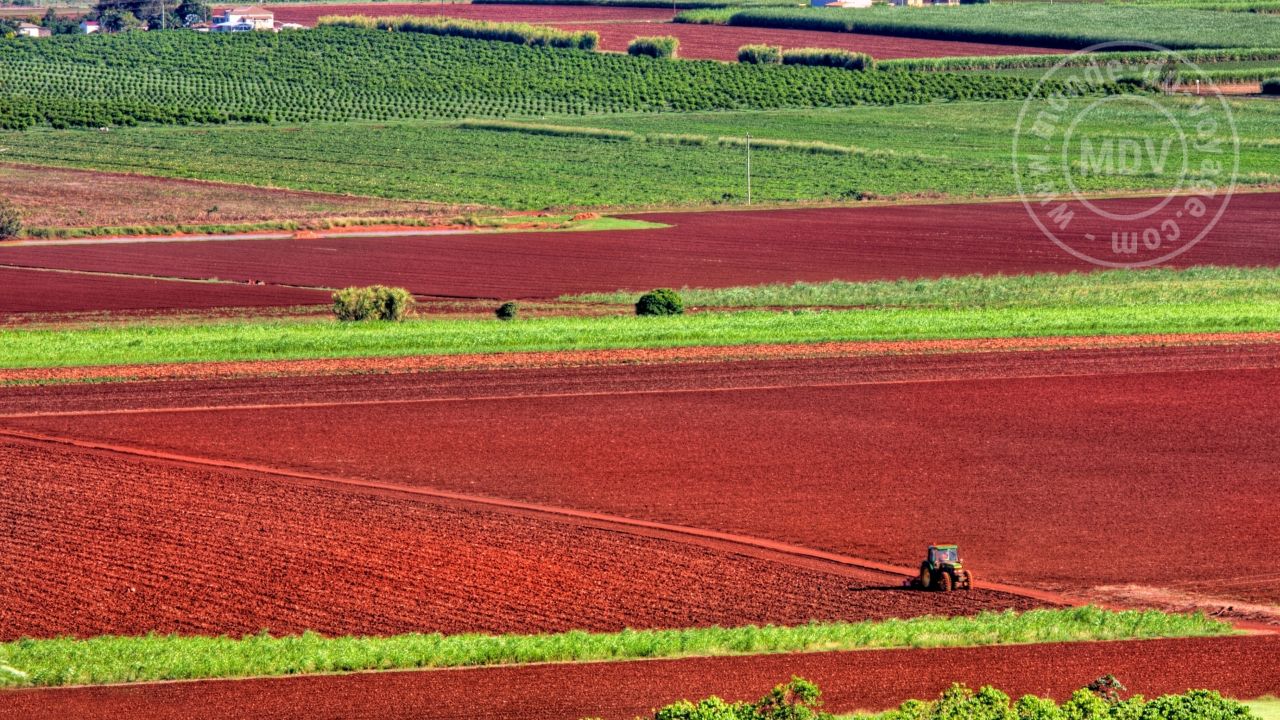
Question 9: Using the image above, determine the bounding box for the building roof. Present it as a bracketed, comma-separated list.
[227, 6, 273, 16]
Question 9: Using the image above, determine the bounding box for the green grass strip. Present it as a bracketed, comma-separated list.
[565, 267, 1280, 309]
[4, 300, 1279, 369]
[0, 608, 1233, 688]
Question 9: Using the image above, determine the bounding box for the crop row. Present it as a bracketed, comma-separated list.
[685, 5, 1280, 50]
[0, 607, 1230, 688]
[0, 28, 1080, 128]
[316, 13, 600, 49]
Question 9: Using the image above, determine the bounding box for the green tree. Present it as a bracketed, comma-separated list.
[98, 8, 142, 32]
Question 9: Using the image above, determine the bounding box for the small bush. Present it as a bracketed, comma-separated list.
[781, 48, 875, 71]
[495, 301, 519, 320]
[738, 44, 781, 64]
[1263, 78, 1280, 95]
[636, 288, 685, 316]
[0, 199, 22, 240]
[332, 285, 414, 321]
[628, 35, 680, 59]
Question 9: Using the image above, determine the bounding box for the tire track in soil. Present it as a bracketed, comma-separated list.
[0, 427, 1071, 607]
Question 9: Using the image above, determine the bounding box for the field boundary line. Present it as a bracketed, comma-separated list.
[0, 263, 337, 292]
[5, 362, 1278, 420]
[0, 426, 1075, 607]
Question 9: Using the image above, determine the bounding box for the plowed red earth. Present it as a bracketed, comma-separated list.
[5, 344, 1278, 606]
[2, 194, 1276, 304]
[0, 267, 329, 313]
[0, 436, 1040, 641]
[4, 636, 1278, 720]
[554, 22, 1058, 60]
[265, 2, 675, 25]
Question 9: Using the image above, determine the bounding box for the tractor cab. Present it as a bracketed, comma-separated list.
[928, 545, 959, 566]
[908, 544, 972, 592]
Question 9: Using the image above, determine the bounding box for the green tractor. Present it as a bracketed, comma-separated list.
[907, 544, 972, 592]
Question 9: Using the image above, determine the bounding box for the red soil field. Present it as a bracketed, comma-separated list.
[265, 2, 675, 25]
[5, 346, 1278, 607]
[554, 22, 1059, 60]
[2, 194, 1276, 303]
[0, 267, 329, 314]
[5, 636, 1279, 720]
[0, 436, 1038, 641]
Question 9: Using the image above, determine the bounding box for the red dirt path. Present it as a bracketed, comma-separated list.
[265, 2, 675, 25]
[0, 267, 329, 314]
[555, 22, 1059, 60]
[5, 344, 1278, 607]
[5, 636, 1279, 720]
[2, 194, 1276, 305]
[0, 436, 1038, 641]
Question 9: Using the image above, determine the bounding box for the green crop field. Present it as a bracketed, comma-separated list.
[0, 28, 1061, 130]
[698, 5, 1280, 49]
[4, 96, 1277, 209]
[0, 608, 1231, 688]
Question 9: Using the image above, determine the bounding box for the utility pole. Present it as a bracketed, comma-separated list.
[745, 133, 752, 206]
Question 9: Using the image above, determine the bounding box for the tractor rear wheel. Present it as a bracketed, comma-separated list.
[957, 570, 972, 590]
[919, 563, 932, 589]
[938, 571, 953, 593]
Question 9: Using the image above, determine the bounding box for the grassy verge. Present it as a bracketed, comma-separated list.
[3, 300, 1279, 369]
[0, 608, 1233, 689]
[565, 267, 1280, 308]
[1247, 699, 1280, 720]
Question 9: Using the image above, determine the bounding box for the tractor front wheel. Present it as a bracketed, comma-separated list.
[938, 571, 953, 593]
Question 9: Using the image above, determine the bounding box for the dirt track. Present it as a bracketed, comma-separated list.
[0, 267, 329, 313]
[2, 195, 1276, 309]
[266, 2, 676, 25]
[4, 343, 1278, 607]
[4, 636, 1278, 720]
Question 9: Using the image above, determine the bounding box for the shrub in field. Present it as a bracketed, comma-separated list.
[738, 44, 782, 64]
[628, 35, 680, 59]
[781, 48, 874, 71]
[495, 301, 519, 320]
[0, 199, 22, 240]
[636, 288, 684, 316]
[654, 677, 831, 720]
[1264, 78, 1280, 94]
[653, 681, 1261, 720]
[332, 285, 414, 321]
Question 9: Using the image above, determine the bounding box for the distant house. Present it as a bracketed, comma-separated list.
[891, 0, 957, 5]
[213, 6, 274, 30]
[17, 21, 51, 37]
[80, 19, 100, 33]
[812, 0, 874, 6]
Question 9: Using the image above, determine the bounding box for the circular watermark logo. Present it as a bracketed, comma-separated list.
[1012, 41, 1239, 267]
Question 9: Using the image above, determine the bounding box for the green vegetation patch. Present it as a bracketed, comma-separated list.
[6, 96, 1277, 210]
[4, 299, 1279, 369]
[0, 608, 1232, 688]
[700, 5, 1280, 50]
[566, 266, 1280, 308]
